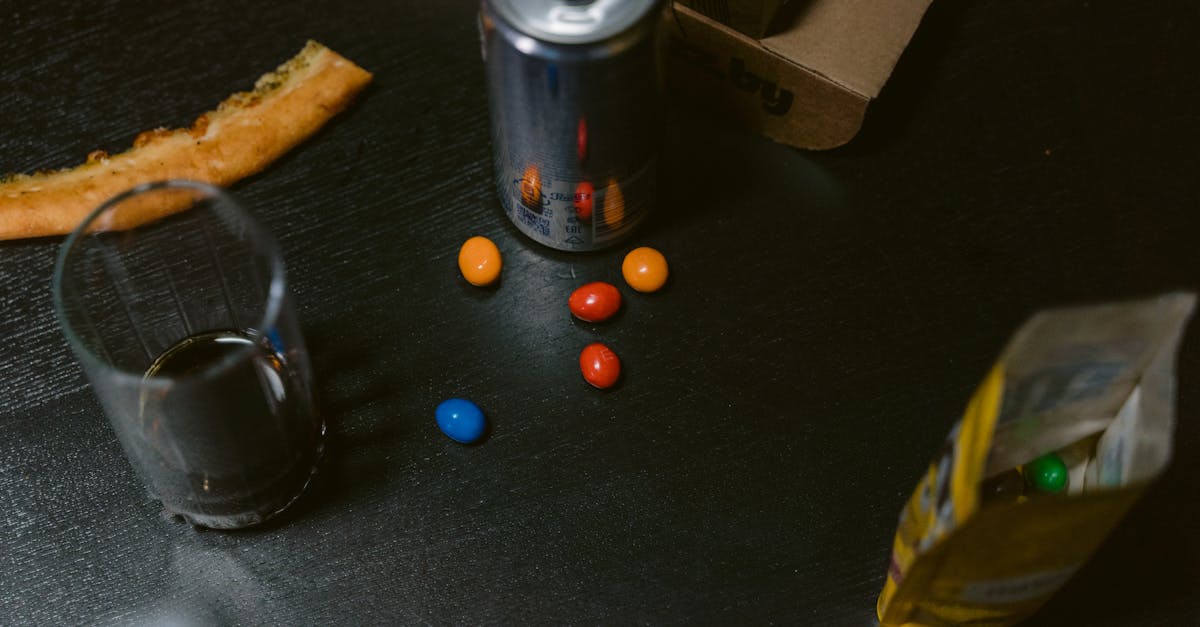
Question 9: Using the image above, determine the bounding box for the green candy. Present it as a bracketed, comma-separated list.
[1024, 452, 1069, 494]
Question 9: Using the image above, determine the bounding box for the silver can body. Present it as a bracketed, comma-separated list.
[481, 0, 663, 251]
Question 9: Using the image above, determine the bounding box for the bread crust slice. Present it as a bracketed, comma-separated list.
[0, 40, 372, 240]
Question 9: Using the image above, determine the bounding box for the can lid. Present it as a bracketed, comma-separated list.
[488, 0, 660, 45]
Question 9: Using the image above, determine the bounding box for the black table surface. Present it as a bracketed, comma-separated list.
[3, 1, 1199, 624]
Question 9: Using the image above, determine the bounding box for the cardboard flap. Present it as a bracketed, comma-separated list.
[762, 0, 932, 98]
[664, 4, 869, 150]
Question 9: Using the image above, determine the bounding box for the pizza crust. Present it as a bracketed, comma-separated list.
[0, 40, 372, 240]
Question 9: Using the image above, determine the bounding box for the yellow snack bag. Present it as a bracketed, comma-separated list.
[877, 292, 1196, 626]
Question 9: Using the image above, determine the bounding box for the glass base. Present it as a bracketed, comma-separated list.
[163, 422, 326, 530]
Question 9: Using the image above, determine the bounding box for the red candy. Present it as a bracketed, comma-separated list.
[577, 117, 588, 164]
[574, 181, 594, 221]
[579, 343, 621, 389]
[568, 281, 621, 322]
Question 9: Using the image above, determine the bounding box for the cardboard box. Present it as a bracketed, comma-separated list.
[677, 0, 793, 38]
[663, 0, 933, 150]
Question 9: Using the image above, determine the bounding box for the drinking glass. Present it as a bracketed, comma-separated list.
[52, 180, 324, 529]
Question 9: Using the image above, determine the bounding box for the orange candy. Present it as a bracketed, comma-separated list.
[602, 178, 624, 229]
[458, 236, 503, 286]
[520, 164, 541, 209]
[621, 246, 668, 293]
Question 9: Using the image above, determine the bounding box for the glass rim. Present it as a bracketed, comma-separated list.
[51, 179, 287, 385]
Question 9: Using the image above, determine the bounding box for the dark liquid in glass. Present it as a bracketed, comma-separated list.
[140, 329, 323, 529]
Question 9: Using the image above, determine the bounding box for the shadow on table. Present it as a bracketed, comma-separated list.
[831, 0, 972, 156]
[640, 104, 847, 246]
[216, 317, 403, 533]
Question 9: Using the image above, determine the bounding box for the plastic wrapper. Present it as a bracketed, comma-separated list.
[877, 292, 1196, 626]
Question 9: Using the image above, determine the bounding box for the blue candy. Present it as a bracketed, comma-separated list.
[435, 398, 487, 444]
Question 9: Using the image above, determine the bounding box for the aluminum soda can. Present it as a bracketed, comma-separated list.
[481, 0, 664, 251]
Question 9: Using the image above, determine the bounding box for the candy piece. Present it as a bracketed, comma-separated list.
[521, 164, 541, 210]
[981, 468, 1026, 503]
[621, 246, 668, 293]
[458, 236, 503, 287]
[579, 343, 621, 389]
[435, 398, 487, 444]
[577, 117, 588, 164]
[569, 281, 621, 322]
[1024, 452, 1068, 493]
[603, 178, 624, 229]
[574, 181, 594, 221]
